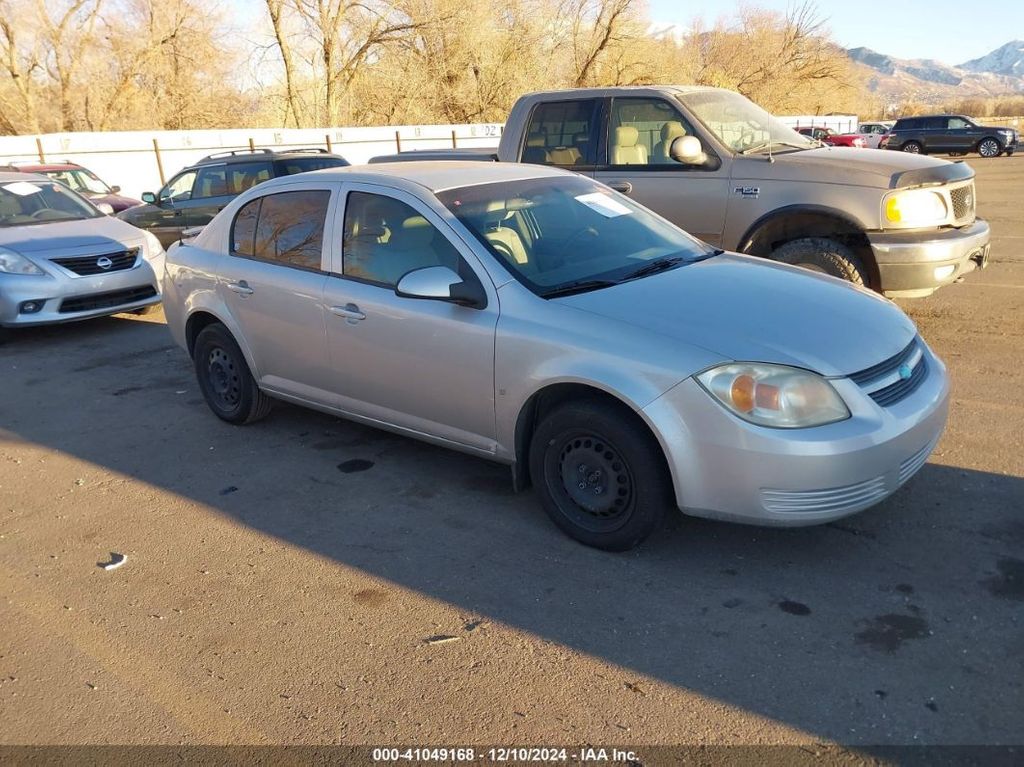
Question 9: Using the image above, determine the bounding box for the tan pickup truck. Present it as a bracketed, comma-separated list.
[372, 86, 991, 297]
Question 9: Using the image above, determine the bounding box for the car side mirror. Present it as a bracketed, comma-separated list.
[95, 202, 115, 215]
[395, 265, 486, 309]
[669, 135, 706, 165]
[110, 185, 121, 194]
[141, 192, 157, 204]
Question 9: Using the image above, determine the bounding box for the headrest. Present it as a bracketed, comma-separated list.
[614, 126, 639, 147]
[526, 135, 546, 148]
[661, 121, 686, 141]
[389, 215, 433, 248]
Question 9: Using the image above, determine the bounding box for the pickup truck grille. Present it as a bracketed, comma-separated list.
[51, 248, 139, 276]
[949, 182, 975, 223]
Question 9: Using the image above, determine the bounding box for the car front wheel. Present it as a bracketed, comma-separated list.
[193, 323, 272, 424]
[529, 400, 671, 551]
[978, 138, 1002, 158]
[772, 237, 868, 287]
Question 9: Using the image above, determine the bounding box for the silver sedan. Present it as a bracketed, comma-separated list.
[0, 172, 163, 328]
[162, 162, 948, 550]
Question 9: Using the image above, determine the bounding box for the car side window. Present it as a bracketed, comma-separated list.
[607, 98, 700, 166]
[341, 191, 462, 288]
[230, 190, 330, 270]
[522, 100, 599, 166]
[948, 117, 970, 130]
[194, 162, 272, 199]
[280, 158, 349, 174]
[160, 170, 198, 203]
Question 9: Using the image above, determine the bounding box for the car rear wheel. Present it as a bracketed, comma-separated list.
[902, 141, 923, 154]
[529, 400, 671, 551]
[771, 237, 868, 287]
[193, 323, 272, 425]
[978, 138, 1002, 158]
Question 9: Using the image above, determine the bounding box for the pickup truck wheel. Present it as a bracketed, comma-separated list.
[772, 237, 868, 286]
[977, 138, 1002, 158]
[529, 400, 670, 551]
[902, 141, 923, 154]
[193, 323, 272, 425]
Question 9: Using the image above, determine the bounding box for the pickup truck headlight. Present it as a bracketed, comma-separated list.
[697, 363, 850, 428]
[883, 189, 948, 226]
[0, 247, 45, 275]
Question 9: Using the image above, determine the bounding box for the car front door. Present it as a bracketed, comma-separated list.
[321, 185, 499, 453]
[135, 169, 196, 248]
[216, 185, 335, 401]
[947, 117, 975, 153]
[594, 96, 730, 246]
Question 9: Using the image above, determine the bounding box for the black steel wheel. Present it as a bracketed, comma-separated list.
[530, 399, 671, 551]
[193, 323, 272, 424]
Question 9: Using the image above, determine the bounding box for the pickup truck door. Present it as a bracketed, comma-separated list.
[593, 97, 730, 247]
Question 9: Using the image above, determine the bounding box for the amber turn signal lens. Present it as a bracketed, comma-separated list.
[731, 374, 756, 413]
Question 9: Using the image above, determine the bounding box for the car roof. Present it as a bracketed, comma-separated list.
[188, 149, 346, 167]
[0, 170, 52, 183]
[262, 161, 573, 194]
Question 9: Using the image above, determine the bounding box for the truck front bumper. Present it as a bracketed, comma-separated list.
[869, 219, 990, 298]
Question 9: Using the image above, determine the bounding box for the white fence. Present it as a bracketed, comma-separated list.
[0, 124, 504, 200]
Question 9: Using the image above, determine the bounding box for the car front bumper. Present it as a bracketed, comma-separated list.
[869, 219, 990, 298]
[643, 341, 949, 526]
[0, 261, 161, 327]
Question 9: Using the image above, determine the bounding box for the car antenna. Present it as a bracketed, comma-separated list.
[767, 126, 774, 163]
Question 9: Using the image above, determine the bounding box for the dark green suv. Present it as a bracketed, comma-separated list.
[882, 115, 1018, 158]
[118, 148, 349, 248]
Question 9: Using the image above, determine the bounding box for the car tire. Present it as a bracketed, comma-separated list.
[902, 141, 923, 154]
[771, 237, 868, 287]
[529, 399, 671, 551]
[977, 138, 1002, 158]
[193, 323, 272, 425]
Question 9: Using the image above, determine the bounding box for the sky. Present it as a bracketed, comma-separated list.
[646, 0, 1023, 65]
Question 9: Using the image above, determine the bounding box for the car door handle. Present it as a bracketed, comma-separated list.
[227, 280, 254, 296]
[329, 304, 366, 321]
[608, 181, 633, 194]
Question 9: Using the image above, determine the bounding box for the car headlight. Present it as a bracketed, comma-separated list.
[696, 363, 850, 428]
[0, 247, 45, 275]
[140, 229, 165, 260]
[883, 189, 948, 226]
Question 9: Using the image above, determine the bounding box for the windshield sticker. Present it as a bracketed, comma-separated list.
[575, 192, 631, 218]
[3, 181, 42, 196]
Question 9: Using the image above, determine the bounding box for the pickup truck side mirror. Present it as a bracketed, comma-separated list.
[669, 135, 707, 166]
[395, 265, 486, 309]
[141, 191, 157, 204]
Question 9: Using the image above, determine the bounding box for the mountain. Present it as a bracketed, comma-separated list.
[847, 42, 1024, 104]
[960, 40, 1024, 77]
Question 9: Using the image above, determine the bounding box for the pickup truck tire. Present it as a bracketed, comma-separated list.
[902, 141, 923, 154]
[771, 237, 868, 286]
[977, 138, 1002, 158]
[193, 323, 273, 425]
[529, 400, 670, 551]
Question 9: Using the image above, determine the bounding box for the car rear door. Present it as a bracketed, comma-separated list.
[320, 183, 499, 452]
[216, 183, 335, 401]
[594, 96, 730, 246]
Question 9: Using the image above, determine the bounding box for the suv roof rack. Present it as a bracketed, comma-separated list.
[282, 148, 330, 154]
[198, 148, 275, 163]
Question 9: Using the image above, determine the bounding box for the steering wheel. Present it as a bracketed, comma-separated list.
[30, 209, 59, 220]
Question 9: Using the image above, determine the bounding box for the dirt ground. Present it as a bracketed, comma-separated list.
[1, 155, 1022, 751]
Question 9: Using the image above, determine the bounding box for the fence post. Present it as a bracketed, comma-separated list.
[325, 134, 333, 153]
[395, 130, 401, 153]
[451, 129, 457, 148]
[248, 137, 256, 152]
[35, 137, 45, 162]
[153, 138, 165, 186]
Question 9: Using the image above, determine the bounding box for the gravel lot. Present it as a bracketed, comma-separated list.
[1, 155, 1022, 750]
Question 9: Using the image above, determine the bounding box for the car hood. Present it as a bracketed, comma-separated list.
[0, 215, 146, 255]
[555, 253, 917, 378]
[732, 145, 974, 189]
[84, 191, 142, 212]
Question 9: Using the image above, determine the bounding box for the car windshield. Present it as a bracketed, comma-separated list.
[681, 90, 815, 153]
[437, 176, 716, 296]
[0, 180, 101, 227]
[43, 168, 111, 195]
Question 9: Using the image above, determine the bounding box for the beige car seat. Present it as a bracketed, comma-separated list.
[653, 121, 686, 163]
[612, 126, 648, 165]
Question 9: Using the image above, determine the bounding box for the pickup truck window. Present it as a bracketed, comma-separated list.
[438, 176, 712, 295]
[521, 100, 600, 166]
[607, 98, 699, 166]
[683, 90, 812, 154]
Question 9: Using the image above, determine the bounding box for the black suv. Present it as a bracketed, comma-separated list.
[882, 115, 1018, 158]
[118, 148, 349, 248]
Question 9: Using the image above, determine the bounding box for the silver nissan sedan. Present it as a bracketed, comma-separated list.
[162, 162, 949, 550]
[0, 172, 164, 328]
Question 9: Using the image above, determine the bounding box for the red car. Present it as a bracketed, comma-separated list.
[1, 162, 140, 212]
[795, 126, 867, 148]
